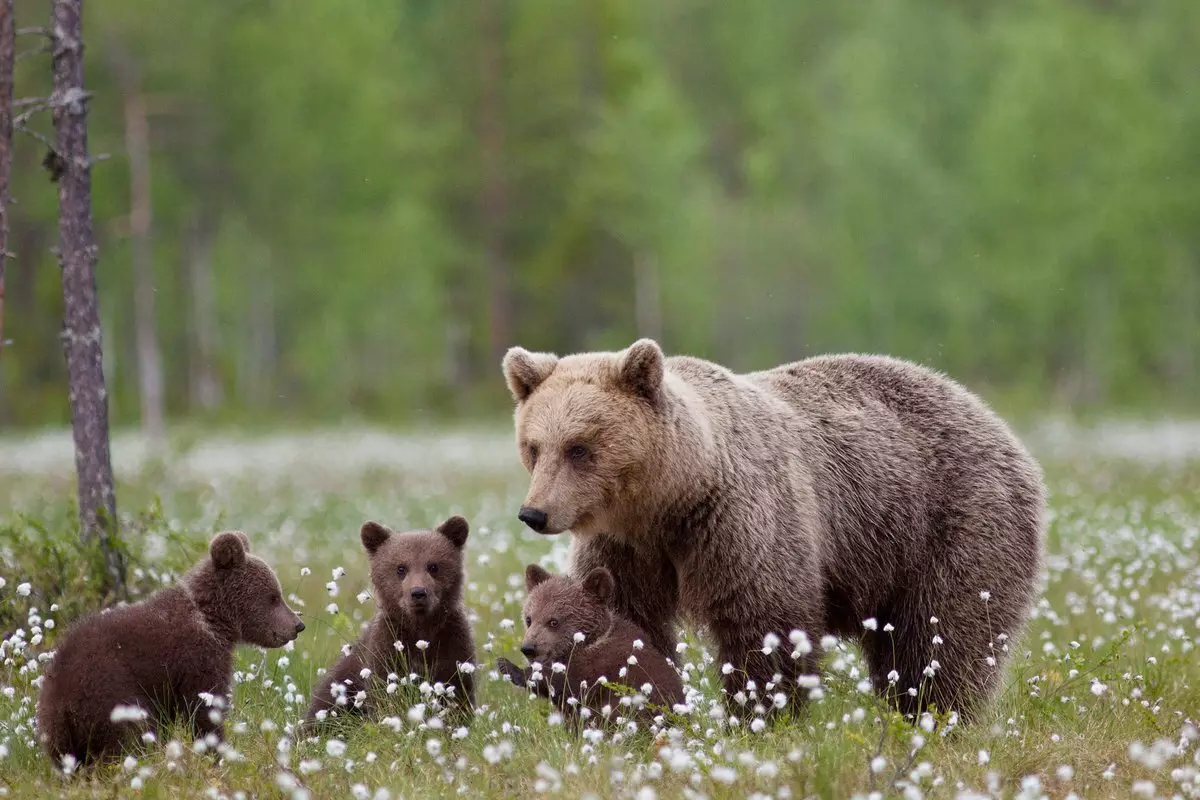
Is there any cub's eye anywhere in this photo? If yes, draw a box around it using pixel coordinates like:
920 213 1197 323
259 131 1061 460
397 565 408 578
528 444 539 464
524 615 532 627
566 444 589 461
549 618 559 629
269 593 281 606
427 563 439 575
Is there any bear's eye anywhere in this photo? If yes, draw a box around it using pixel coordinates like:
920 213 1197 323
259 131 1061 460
269 593 281 606
549 618 559 629
427 562 439 575
566 444 589 462
528 444 539 464
397 564 408 578
524 615 532 627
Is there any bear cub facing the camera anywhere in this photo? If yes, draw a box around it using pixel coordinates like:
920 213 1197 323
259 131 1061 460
306 516 476 726
498 564 683 730
36 532 305 769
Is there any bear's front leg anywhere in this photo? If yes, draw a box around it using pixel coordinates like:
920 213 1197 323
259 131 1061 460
570 534 679 656
306 648 368 724
713 620 824 720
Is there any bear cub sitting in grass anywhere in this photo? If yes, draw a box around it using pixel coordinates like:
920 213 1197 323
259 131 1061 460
497 564 683 732
306 516 476 727
36 532 305 769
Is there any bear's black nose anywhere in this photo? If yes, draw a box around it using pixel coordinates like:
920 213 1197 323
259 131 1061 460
410 587 428 600
518 507 548 532
520 644 537 659
295 621 306 634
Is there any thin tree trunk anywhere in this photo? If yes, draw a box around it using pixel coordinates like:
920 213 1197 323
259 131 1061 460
0 0 12 357
51 0 125 596
633 253 663 342
121 74 165 442
186 217 222 410
479 0 511 364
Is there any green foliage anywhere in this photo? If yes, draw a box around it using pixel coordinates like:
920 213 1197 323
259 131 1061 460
1 0 1198 428
0 500 200 633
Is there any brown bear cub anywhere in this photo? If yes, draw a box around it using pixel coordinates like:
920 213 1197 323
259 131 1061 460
36 532 304 769
497 564 683 731
306 516 476 727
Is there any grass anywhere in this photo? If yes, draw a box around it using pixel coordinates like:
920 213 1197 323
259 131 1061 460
1 423 1198 799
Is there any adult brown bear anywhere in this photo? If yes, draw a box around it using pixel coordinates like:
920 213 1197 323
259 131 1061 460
501 338 1044 721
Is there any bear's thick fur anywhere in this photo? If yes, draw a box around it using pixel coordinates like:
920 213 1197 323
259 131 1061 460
36 532 304 768
502 338 1045 720
306 516 476 726
497 564 683 730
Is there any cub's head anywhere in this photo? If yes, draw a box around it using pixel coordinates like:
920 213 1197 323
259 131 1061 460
518 564 615 664
501 338 667 536
202 531 305 648
360 516 469 621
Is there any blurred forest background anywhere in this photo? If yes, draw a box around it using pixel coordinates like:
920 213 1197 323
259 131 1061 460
1 0 1197 432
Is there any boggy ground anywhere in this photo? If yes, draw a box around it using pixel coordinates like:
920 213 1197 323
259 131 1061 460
0 421 1198 799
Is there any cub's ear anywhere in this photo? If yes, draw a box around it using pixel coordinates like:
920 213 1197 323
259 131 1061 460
581 567 615 606
502 346 559 403
525 563 552 592
617 338 664 403
436 515 470 549
360 521 392 555
233 531 252 552
210 531 247 570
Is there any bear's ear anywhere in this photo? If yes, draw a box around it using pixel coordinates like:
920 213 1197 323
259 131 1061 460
233 531 252 552
581 567 615 606
436 515 470 549
502 346 559 403
525 563 552 592
360 521 392 555
210 531 247 570
617 339 664 403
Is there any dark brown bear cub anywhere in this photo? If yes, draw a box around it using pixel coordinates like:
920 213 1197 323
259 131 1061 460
497 564 683 731
36 532 305 769
306 516 476 727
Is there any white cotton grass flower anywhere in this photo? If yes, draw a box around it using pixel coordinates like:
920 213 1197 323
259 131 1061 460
870 756 887 773
862 618 878 631
574 631 586 644
17 582 32 597
325 739 347 758
979 590 991 601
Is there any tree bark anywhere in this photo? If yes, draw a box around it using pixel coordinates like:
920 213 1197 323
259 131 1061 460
115 58 166 443
186 216 222 411
633 253 662 342
0 0 13 358
51 0 125 596
478 0 511 364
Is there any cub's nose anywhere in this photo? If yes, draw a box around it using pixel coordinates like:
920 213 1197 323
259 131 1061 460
410 587 428 600
518 507 548 532
295 621 306 635
520 644 537 659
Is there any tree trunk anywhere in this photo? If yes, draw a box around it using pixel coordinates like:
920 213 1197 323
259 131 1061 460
51 0 125 596
479 0 511 364
186 217 222 411
0 0 12 357
633 253 662 342
120 71 166 443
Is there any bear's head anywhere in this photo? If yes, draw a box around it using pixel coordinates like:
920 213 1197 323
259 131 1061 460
196 531 306 648
502 338 666 536
518 564 614 664
360 516 469 622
